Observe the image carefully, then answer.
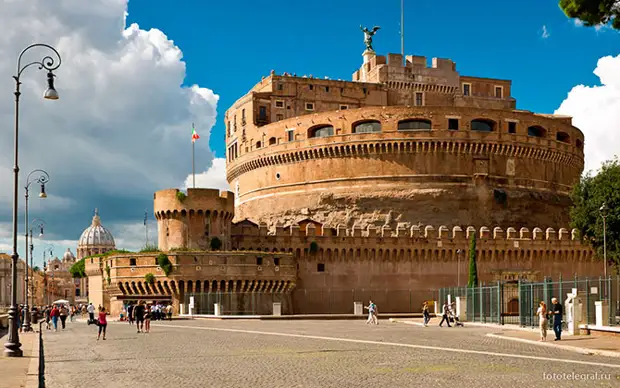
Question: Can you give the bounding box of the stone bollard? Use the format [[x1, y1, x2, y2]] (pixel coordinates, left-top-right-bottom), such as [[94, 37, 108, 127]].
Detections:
[[273, 302, 282, 316], [456, 297, 467, 321], [214, 303, 221, 317], [595, 300, 609, 327], [433, 301, 440, 316], [354, 302, 363, 315]]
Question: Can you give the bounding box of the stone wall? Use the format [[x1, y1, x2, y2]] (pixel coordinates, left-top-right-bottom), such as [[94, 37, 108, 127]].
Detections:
[[231, 222, 602, 313], [227, 105, 583, 230]]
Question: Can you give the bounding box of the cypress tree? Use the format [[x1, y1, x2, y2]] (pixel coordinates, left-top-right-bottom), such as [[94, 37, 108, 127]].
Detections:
[[468, 231, 479, 288]]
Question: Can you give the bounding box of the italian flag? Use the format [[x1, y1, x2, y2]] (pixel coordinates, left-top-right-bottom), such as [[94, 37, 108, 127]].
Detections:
[[192, 124, 200, 143]]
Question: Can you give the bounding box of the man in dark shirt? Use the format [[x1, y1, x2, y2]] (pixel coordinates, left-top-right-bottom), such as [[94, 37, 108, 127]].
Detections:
[[551, 297, 563, 341], [134, 302, 145, 333]]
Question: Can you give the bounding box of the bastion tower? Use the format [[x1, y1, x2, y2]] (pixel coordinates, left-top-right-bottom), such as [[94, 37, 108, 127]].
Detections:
[[154, 188, 235, 251], [224, 48, 584, 230]]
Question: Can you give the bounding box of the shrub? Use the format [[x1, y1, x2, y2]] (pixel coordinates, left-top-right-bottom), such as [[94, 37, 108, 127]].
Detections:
[[69, 258, 86, 278], [176, 191, 187, 202], [144, 273, 155, 284], [210, 237, 222, 251], [157, 253, 172, 276]]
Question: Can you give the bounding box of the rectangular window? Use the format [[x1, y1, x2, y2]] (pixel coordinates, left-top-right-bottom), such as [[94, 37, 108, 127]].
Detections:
[[325, 86, 329, 92], [508, 122, 517, 134], [463, 83, 471, 96], [309, 84, 313, 90], [448, 118, 459, 130], [362, 87, 367, 94], [340, 105, 348, 110], [317, 263, 325, 272], [256, 257, 263, 266], [495, 86, 503, 98], [274, 258, 280, 266], [275, 100, 284, 108], [305, 102, 314, 111], [241, 109, 246, 125], [287, 130, 294, 142], [415, 92, 424, 106], [277, 84, 283, 91], [258, 106, 267, 120], [276, 114, 284, 121], [130, 258, 136, 266]]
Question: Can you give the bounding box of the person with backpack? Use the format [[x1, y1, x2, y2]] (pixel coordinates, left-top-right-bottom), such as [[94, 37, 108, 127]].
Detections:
[[97, 306, 108, 340], [87, 303, 95, 324], [50, 305, 60, 331], [364, 300, 378, 325], [59, 305, 69, 329], [422, 301, 431, 326]]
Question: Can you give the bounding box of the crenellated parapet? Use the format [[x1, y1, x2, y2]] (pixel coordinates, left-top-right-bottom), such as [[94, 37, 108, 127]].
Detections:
[[231, 220, 594, 263]]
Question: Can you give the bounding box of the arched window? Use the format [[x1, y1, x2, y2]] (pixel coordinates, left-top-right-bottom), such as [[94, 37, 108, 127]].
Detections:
[[527, 125, 546, 138], [268, 137, 276, 145], [353, 120, 381, 133], [556, 132, 570, 143], [471, 119, 495, 132], [256, 141, 262, 149], [397, 119, 431, 131], [308, 125, 334, 138]]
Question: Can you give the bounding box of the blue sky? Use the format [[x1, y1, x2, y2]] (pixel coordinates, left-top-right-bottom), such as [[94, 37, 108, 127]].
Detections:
[[127, 0, 619, 158]]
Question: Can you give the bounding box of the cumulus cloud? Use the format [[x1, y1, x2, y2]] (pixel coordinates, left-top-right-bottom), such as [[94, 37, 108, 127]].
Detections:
[[183, 157, 229, 192], [0, 0, 219, 258], [555, 55, 620, 174], [541, 25, 550, 39]]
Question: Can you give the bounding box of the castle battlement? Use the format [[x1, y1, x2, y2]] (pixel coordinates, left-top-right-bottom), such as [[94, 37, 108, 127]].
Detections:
[[154, 188, 235, 215], [232, 221, 581, 243]]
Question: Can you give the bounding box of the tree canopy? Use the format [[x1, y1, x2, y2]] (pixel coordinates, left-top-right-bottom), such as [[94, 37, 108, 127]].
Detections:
[[570, 158, 620, 270], [69, 258, 86, 278], [559, 0, 620, 29]]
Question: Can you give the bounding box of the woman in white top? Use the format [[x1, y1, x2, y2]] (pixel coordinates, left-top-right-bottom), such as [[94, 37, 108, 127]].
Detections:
[[536, 301, 548, 341]]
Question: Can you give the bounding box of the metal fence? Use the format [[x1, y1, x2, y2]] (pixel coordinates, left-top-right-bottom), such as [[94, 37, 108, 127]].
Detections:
[[184, 292, 291, 316], [438, 275, 619, 328]]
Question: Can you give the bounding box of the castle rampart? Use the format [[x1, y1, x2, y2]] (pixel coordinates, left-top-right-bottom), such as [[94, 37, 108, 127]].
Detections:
[[154, 189, 235, 251]]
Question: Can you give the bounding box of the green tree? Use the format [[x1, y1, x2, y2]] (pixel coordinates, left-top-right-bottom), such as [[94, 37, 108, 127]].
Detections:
[[210, 237, 222, 251], [468, 232, 479, 288], [69, 258, 86, 278], [570, 158, 620, 270], [559, 0, 620, 29]]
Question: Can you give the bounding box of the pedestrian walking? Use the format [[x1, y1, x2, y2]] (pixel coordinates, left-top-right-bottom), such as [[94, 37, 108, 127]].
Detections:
[[422, 301, 431, 326], [166, 304, 173, 321], [44, 306, 51, 330], [364, 300, 378, 325], [127, 303, 134, 325], [97, 307, 107, 340], [449, 303, 464, 327], [134, 301, 145, 333], [551, 297, 563, 341], [50, 305, 59, 331], [87, 303, 95, 324], [59, 305, 68, 329], [536, 301, 548, 341], [144, 304, 152, 333], [439, 301, 451, 327]]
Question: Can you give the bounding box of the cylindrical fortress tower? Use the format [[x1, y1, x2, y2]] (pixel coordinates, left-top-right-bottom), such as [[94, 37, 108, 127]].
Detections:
[[227, 106, 584, 230], [154, 188, 235, 251]]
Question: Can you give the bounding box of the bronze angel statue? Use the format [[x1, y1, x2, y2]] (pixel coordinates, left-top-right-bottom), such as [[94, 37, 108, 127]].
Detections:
[[360, 25, 380, 51]]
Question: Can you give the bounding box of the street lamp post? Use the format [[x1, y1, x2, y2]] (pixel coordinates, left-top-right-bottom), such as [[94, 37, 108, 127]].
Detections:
[[600, 203, 608, 297], [42, 247, 53, 306], [27, 218, 46, 329], [456, 249, 462, 287], [4, 44, 61, 358], [22, 170, 49, 333]]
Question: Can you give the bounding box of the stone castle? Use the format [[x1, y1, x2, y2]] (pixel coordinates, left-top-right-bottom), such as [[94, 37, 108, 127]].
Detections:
[[86, 45, 602, 316]]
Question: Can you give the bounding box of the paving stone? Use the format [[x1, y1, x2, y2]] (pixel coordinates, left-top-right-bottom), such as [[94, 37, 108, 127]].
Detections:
[[43, 319, 620, 388]]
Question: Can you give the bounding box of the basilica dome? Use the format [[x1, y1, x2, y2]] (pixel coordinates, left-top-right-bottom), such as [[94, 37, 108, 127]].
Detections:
[[77, 209, 115, 259], [62, 248, 76, 262]]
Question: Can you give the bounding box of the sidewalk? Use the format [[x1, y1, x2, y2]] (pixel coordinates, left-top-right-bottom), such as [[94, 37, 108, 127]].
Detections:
[[0, 330, 40, 388], [489, 330, 620, 358]]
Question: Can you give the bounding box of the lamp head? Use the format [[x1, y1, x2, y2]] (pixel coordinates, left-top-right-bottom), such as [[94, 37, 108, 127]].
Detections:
[[43, 71, 59, 100], [600, 202, 608, 214], [39, 183, 47, 199]]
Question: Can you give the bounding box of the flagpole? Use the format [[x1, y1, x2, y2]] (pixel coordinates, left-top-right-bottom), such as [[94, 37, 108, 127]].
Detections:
[[144, 210, 148, 247], [401, 0, 405, 58], [192, 123, 196, 189]]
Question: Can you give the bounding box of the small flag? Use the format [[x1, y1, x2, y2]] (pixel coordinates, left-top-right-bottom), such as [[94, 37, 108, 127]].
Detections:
[[192, 123, 200, 143]]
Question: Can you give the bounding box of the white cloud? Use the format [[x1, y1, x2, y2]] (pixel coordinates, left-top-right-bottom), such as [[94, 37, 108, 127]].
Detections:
[[574, 19, 585, 27], [541, 25, 550, 39], [0, 0, 219, 252], [183, 157, 229, 192], [555, 55, 620, 174]]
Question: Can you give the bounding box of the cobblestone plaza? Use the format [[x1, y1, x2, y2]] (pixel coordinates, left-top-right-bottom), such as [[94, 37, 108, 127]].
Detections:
[[42, 319, 620, 388]]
